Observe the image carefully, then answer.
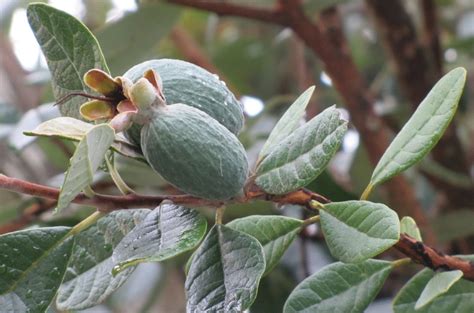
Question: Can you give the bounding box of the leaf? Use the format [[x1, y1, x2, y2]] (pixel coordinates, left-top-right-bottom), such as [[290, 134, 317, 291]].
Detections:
[[283, 259, 392, 313], [24, 117, 94, 141], [227, 215, 303, 274], [0, 227, 74, 313], [415, 270, 464, 309], [27, 3, 109, 119], [57, 124, 115, 211], [57, 209, 149, 310], [367, 68, 467, 189], [400, 216, 422, 241], [255, 106, 347, 195], [185, 225, 266, 312], [258, 86, 315, 161], [96, 3, 181, 74], [320, 200, 400, 263], [393, 256, 474, 313], [112, 202, 207, 274], [25, 117, 145, 161]]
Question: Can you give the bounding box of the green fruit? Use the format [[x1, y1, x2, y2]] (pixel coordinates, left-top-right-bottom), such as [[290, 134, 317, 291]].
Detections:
[[123, 59, 244, 145], [141, 103, 248, 200]]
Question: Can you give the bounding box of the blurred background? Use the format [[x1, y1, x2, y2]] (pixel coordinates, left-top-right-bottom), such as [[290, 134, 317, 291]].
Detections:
[[0, 0, 473, 312]]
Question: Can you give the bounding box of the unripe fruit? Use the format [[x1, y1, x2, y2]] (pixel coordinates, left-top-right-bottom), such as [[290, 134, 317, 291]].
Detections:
[[124, 59, 244, 145], [141, 103, 248, 200]]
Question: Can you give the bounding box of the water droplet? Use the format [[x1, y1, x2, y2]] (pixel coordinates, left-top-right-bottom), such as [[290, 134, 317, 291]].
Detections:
[[32, 246, 40, 251], [13, 248, 19, 253], [112, 264, 124, 277], [0, 264, 6, 274], [26, 289, 32, 298]]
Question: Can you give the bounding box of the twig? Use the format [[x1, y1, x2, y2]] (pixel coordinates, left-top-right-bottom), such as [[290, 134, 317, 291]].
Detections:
[[395, 234, 474, 281], [0, 174, 221, 211], [167, 0, 287, 25]]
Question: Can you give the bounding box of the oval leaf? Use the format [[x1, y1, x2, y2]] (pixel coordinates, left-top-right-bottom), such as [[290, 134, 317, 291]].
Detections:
[[400, 216, 423, 242], [27, 3, 109, 119], [258, 86, 315, 161], [112, 202, 207, 273], [415, 270, 464, 309], [25, 117, 145, 161], [393, 256, 474, 313], [320, 200, 400, 263], [57, 124, 115, 212], [255, 106, 347, 195], [284, 259, 392, 313], [227, 215, 303, 275], [0, 227, 74, 312], [368, 67, 467, 189], [57, 210, 149, 310], [185, 225, 266, 312]]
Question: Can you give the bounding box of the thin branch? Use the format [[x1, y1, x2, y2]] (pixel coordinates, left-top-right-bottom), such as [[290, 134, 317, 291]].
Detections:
[[396, 234, 474, 281], [0, 174, 220, 211], [167, 0, 287, 25]]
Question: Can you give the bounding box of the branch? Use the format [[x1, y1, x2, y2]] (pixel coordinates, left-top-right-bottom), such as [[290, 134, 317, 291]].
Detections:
[[0, 174, 221, 211], [167, 0, 287, 25], [396, 234, 474, 281], [1, 173, 473, 280]]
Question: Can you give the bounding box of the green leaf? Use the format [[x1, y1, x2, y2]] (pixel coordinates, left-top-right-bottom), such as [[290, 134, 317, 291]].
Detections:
[[24, 117, 93, 141], [0, 227, 74, 313], [57, 209, 149, 310], [227, 215, 303, 275], [112, 202, 207, 274], [320, 200, 400, 263], [27, 3, 109, 119], [255, 106, 347, 195], [258, 86, 315, 161], [25, 117, 145, 161], [284, 259, 392, 313], [57, 124, 115, 211], [96, 3, 181, 74], [367, 68, 467, 189], [185, 225, 266, 312], [415, 270, 464, 309], [400, 216, 422, 241], [393, 256, 474, 313]]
